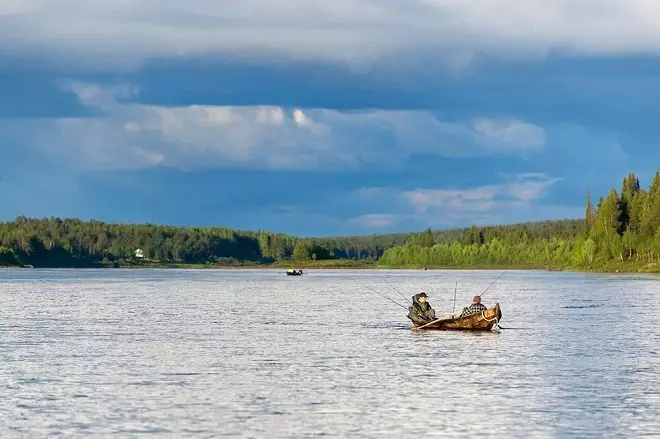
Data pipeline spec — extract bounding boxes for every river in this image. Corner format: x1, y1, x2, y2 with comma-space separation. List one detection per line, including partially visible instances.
1, 268, 659, 438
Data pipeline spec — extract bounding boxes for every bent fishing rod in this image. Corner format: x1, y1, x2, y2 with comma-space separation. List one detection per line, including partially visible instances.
479, 271, 505, 297
384, 279, 413, 305
384, 269, 452, 305
360, 283, 409, 310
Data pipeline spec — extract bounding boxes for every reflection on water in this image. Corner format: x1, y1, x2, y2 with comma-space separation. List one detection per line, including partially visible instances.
1, 268, 659, 437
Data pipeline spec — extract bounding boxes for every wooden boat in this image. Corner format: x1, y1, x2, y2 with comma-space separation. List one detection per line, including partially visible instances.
412, 303, 502, 331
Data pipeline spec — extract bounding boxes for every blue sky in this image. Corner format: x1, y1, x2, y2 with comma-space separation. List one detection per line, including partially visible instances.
1, 1, 660, 236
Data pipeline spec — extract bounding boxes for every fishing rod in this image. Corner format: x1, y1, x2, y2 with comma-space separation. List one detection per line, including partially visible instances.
384, 279, 413, 305
360, 283, 409, 310
384, 269, 445, 304
452, 281, 458, 315
479, 271, 505, 297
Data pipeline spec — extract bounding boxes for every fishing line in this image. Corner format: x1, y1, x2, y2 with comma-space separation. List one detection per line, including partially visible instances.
479, 271, 505, 297
360, 282, 409, 310
385, 268, 448, 305
384, 279, 413, 304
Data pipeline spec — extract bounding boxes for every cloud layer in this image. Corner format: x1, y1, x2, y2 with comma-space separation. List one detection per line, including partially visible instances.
2, 1, 660, 68
348, 173, 575, 229
2, 82, 546, 172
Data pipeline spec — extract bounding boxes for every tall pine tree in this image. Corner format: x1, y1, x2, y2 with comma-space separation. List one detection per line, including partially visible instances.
585, 190, 596, 235
645, 171, 660, 236
620, 172, 640, 232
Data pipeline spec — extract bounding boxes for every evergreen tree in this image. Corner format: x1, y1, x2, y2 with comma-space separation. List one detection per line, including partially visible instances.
620, 173, 640, 232
646, 171, 660, 236
585, 190, 596, 235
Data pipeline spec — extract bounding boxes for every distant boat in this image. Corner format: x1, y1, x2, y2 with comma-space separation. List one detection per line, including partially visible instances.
286, 269, 303, 276
412, 303, 502, 331
23, 264, 35, 269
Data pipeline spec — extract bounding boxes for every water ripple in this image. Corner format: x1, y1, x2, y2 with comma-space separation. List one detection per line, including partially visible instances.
0, 268, 659, 437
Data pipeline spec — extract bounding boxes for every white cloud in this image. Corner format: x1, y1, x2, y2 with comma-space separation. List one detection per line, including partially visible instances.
347, 203, 584, 231
402, 174, 561, 214
349, 173, 565, 228
472, 119, 546, 150
58, 80, 138, 109
349, 214, 398, 229
2, 82, 545, 172
1, 1, 660, 68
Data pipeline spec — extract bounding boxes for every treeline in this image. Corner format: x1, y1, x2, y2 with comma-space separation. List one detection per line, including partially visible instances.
579, 172, 660, 265
380, 171, 660, 270
380, 221, 583, 267
0, 216, 585, 268
3, 170, 658, 270
0, 217, 410, 267
0, 218, 285, 267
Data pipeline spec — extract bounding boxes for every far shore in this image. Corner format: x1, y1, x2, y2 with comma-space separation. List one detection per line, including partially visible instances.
3, 261, 659, 274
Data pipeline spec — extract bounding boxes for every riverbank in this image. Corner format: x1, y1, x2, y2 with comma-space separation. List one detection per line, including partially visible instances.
4, 260, 656, 274
3, 256, 659, 274
375, 262, 660, 274
110, 259, 376, 270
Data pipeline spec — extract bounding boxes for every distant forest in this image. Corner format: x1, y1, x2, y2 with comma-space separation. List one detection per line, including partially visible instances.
0, 218, 410, 268
1, 170, 659, 271
381, 171, 660, 270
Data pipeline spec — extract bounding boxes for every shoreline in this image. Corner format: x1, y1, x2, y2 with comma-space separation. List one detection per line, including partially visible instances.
3, 262, 658, 274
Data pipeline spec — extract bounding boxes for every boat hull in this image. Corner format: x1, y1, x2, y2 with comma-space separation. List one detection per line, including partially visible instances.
412, 303, 501, 331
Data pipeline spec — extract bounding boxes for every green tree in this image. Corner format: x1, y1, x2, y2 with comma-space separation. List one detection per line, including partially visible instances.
292, 240, 312, 262
419, 228, 435, 247
646, 171, 660, 236
654, 228, 660, 263
592, 189, 623, 259
0, 246, 20, 266
583, 238, 596, 265
621, 229, 637, 261
585, 190, 596, 235
619, 173, 640, 230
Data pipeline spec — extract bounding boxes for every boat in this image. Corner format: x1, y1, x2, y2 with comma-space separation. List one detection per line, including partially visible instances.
411, 303, 502, 331
286, 269, 303, 276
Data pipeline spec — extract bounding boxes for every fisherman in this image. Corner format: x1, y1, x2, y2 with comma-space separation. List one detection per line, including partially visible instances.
459, 295, 488, 317
407, 292, 436, 324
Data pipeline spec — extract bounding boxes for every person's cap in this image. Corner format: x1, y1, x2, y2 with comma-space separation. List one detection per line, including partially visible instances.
418, 292, 428, 298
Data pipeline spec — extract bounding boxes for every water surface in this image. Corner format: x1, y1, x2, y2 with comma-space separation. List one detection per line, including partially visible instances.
1, 269, 659, 437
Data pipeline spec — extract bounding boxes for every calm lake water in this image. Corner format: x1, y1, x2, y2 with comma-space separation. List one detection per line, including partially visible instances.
1, 268, 659, 438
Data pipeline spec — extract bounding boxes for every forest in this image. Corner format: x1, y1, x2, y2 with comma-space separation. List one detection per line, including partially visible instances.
380, 171, 660, 271
1, 171, 659, 271
0, 217, 407, 268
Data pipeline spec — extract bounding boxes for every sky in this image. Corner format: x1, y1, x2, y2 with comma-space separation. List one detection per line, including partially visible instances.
1, 0, 659, 236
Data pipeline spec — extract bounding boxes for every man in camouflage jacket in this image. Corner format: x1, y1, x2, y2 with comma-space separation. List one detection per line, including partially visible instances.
407, 292, 436, 325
